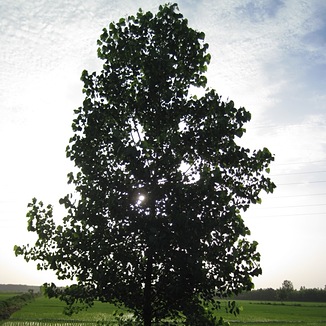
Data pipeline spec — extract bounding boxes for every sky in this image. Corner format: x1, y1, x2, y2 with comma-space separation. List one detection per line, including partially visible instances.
1, 0, 326, 290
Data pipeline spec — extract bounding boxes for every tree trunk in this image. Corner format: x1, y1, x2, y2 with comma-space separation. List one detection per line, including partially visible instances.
143, 251, 153, 326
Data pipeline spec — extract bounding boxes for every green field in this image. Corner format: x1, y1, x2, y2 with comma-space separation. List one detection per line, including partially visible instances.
2, 296, 124, 326
0, 294, 22, 300
228, 301, 326, 325
1, 296, 326, 325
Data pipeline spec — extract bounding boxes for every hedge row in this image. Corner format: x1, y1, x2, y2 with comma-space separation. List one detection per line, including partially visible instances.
0, 293, 35, 320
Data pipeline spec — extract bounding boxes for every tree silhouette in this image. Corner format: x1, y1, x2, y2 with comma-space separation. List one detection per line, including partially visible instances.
15, 4, 275, 325
279, 280, 294, 301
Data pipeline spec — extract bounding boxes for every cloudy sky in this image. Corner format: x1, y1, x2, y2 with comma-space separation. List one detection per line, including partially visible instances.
1, 0, 325, 290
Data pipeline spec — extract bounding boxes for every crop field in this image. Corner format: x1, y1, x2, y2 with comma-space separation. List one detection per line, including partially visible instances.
1, 296, 122, 326
1, 295, 326, 325
0, 294, 22, 300
227, 301, 326, 325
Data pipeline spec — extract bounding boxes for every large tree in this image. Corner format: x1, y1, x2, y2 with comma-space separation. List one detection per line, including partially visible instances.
279, 280, 294, 301
15, 3, 275, 325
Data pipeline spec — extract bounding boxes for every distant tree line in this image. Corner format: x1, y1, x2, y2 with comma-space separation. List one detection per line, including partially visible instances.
0, 284, 41, 293
236, 280, 326, 302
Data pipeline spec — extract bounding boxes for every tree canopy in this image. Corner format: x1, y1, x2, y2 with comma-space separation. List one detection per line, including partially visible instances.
15, 3, 275, 325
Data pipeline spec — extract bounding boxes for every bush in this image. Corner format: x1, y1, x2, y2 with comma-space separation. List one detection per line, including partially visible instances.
0, 292, 36, 320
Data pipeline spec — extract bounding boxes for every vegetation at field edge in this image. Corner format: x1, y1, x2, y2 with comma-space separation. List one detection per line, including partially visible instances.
4, 295, 326, 325
0, 292, 36, 321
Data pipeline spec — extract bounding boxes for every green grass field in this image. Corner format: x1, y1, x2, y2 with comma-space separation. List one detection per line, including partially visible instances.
227, 301, 326, 325
1, 296, 326, 325
2, 296, 124, 326
0, 294, 22, 300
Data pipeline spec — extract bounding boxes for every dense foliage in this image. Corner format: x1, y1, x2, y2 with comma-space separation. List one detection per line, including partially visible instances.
237, 282, 326, 303
0, 293, 36, 320
15, 3, 275, 325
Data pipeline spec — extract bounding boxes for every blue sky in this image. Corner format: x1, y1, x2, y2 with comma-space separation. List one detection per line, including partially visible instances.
1, 0, 326, 290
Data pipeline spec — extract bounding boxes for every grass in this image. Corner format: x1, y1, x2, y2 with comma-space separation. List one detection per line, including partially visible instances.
225, 300, 326, 325
0, 294, 22, 301
6, 296, 120, 324
1, 296, 326, 325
